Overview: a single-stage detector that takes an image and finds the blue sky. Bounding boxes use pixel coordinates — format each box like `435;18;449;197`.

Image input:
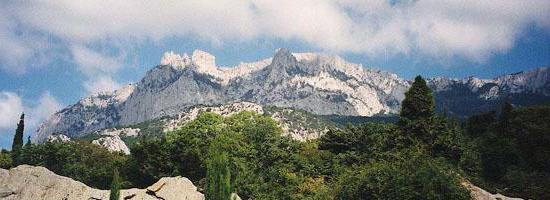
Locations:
1;0;549;149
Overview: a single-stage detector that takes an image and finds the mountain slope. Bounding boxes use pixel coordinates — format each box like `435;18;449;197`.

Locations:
429;67;550;116
32;49;550;142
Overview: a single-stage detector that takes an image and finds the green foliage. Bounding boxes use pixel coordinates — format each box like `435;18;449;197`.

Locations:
0;149;12;169
11;113;24;150
335;154;470;200
470;105;550;199
400;76;435;121
18;141;127;189
25;136;31;146
110;169;121;200
11;102;544;199
11;113;24;165
206;136;232;200
128;111;329;199
466;111;496;137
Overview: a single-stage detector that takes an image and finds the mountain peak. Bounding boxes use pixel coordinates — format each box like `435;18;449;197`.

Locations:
192;50;216;69
160;51;190;69
273;48;296;64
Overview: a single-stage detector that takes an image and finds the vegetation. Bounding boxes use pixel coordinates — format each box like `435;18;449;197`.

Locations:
0;149;12;168
1;76;548;199
15;141;127;189
206;136;232;200
400;76;434;121
11;113;24;165
110;169;122;200
467;104;550;199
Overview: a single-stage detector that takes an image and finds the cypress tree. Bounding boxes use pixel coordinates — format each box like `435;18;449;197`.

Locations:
11;113;24;165
400;76;435;121
498;102;513;129
25;136;31;146
11;113;24;150
110;169;121;200
206;137;231;200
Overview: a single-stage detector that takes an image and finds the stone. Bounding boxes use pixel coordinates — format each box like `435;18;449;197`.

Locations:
92;136;131;155
0;165;204;200
462;181;523;200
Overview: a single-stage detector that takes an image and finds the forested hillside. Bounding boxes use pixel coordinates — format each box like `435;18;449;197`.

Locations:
1;76;548;199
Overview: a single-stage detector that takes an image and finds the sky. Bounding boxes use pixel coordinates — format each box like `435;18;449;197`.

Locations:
0;0;549;149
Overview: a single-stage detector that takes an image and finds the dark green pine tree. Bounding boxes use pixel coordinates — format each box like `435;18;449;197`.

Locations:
400;76;435;121
25;136;31;146
11;113;24;150
110;169;121;200
11;113;24;165
206;139;232;200
498;101;513;129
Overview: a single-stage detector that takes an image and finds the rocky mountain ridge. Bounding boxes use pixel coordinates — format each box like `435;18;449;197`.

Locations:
32;48;550;142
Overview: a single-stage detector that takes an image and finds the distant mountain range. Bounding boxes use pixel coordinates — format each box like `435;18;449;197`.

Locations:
33;48;550;142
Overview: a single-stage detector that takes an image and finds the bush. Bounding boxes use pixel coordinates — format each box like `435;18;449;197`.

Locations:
335;153;470;200
0;150;12;169
18;141;127;189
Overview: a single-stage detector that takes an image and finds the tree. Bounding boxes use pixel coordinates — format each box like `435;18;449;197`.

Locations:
498;101;514;132
400;76;435;121
12;113;24;150
206;136;232;200
110;169;121;200
11;113;24;165
25;136;31;146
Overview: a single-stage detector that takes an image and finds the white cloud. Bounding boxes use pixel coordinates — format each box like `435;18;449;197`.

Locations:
71;45;124;76
0;91;61;135
70;45;125;95
28;92;62;129
0;92;24;129
83;76;122;95
1;0;549;71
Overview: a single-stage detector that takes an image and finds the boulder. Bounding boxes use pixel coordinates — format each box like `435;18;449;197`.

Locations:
0;165;204;200
92;135;131;155
462;181;523;200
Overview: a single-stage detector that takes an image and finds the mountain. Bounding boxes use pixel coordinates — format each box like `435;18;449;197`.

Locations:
32;49;550;142
428;67;550;116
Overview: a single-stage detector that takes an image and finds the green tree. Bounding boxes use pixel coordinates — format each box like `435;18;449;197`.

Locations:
25;136;31;146
400;76;435;121
498;101;514;132
335;152;470;200
206;136;232;200
18;141;127;189
110;169;121;200
0;149;12;169
11;113;24;165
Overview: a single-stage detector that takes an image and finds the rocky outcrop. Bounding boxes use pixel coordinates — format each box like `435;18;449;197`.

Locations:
163;102;264;132
92;136;130;155
94;128;140;137
33;48;550;142
0;165;204;200
462;181;523;200
46;134;71;142
161;102;330;141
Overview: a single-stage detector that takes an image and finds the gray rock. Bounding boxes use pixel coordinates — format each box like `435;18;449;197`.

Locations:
92;136;131;155
462;181;523;200
0;165;204;200
32;48;550;143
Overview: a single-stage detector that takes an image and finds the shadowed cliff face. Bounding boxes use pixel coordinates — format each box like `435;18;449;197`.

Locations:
32;48;550;143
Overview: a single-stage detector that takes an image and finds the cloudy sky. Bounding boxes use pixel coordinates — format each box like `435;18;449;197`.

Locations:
0;0;549;148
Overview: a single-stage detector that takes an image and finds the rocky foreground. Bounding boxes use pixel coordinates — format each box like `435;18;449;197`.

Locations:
0;165;204;200
0;165;523;200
